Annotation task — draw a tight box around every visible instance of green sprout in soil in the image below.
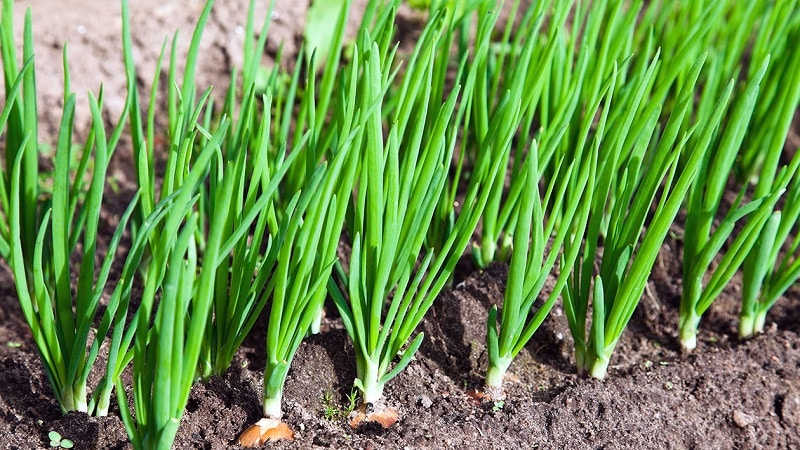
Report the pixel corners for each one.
[47,431,74,449]
[322,389,360,421]
[674,0,800,350]
[196,0,299,378]
[114,119,235,450]
[239,113,358,445]
[740,151,800,339]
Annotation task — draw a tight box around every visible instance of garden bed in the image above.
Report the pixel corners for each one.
[2,255,800,449]
[1,0,799,449]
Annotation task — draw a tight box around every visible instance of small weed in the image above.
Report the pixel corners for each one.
[321,391,337,420]
[321,388,359,421]
[346,389,358,412]
[48,431,74,449]
[492,400,505,412]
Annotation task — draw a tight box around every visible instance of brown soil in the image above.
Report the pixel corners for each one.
[1,1,799,449]
[2,247,800,450]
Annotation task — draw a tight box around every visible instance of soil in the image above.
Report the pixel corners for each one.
[1,1,800,450]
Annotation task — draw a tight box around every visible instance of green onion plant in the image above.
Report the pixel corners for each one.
[564,51,718,378]
[2,0,140,414]
[469,0,573,268]
[195,0,293,377]
[671,1,800,347]
[738,16,800,338]
[739,151,800,338]
[119,0,289,379]
[257,132,358,424]
[5,0,800,445]
[328,9,512,410]
[678,56,791,351]
[114,117,297,448]
[114,132,227,449]
[9,95,137,413]
[247,34,364,421]
[664,1,797,356]
[485,140,594,392]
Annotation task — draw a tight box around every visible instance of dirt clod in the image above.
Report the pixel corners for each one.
[733,410,755,428]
